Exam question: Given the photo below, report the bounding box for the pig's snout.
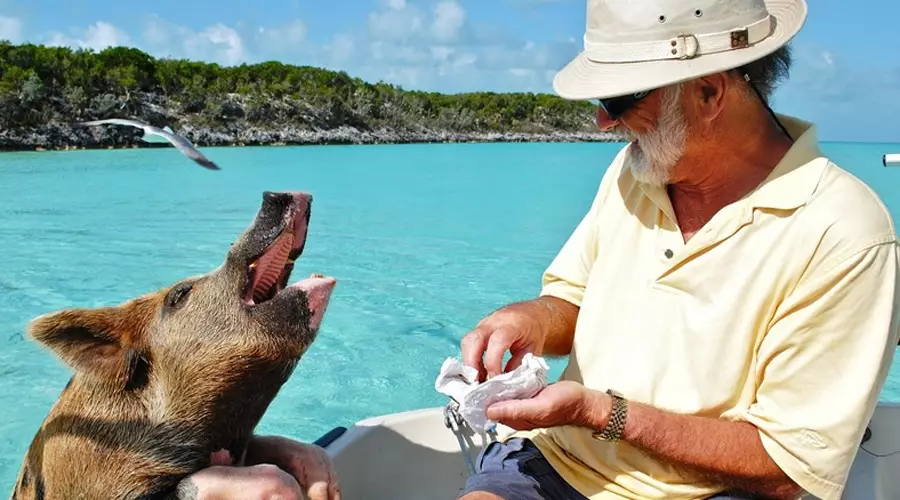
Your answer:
[293,274,337,332]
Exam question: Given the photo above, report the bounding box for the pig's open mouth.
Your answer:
[241,207,318,306]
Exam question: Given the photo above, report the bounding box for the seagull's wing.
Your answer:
[165,134,221,170]
[80,118,169,142]
[79,118,220,170]
[79,118,150,130]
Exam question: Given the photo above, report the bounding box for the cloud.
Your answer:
[142,15,244,65]
[300,0,578,93]
[366,0,426,42]
[44,21,129,51]
[0,15,21,42]
[257,20,307,50]
[431,1,465,42]
[506,0,574,4]
[773,43,900,143]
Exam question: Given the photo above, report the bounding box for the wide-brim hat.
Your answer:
[553,0,808,100]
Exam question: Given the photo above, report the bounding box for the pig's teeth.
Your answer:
[249,262,258,269]
[310,273,325,279]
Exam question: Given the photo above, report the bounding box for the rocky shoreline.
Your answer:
[0,123,620,153]
[1,43,621,153]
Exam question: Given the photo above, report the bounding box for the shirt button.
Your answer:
[664,249,674,259]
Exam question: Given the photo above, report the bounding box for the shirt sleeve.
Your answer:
[539,204,601,307]
[740,238,900,500]
[538,150,626,307]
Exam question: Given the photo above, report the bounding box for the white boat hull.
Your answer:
[884,153,900,167]
[317,402,900,499]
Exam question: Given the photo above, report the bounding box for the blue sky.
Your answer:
[0,0,897,142]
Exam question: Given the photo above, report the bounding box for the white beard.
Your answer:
[620,84,688,187]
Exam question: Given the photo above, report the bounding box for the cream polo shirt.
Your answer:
[515,115,900,500]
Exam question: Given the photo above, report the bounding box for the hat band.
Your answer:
[583,14,773,63]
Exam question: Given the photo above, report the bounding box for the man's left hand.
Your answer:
[245,435,342,500]
[485,380,609,431]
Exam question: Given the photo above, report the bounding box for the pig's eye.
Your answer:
[165,282,193,310]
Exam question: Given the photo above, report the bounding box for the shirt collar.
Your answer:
[744,114,828,210]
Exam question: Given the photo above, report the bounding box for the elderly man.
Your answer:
[457,1,900,500]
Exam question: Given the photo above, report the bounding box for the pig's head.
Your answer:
[24,191,336,460]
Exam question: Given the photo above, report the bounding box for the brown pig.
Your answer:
[10,191,339,500]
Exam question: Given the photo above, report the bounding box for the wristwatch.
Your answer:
[592,389,628,442]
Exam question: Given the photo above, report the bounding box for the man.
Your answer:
[457,1,900,500]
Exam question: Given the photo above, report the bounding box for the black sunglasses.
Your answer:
[594,89,656,121]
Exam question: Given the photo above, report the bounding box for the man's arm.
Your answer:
[581,395,802,499]
[523,295,581,357]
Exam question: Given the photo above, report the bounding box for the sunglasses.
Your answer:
[593,89,656,121]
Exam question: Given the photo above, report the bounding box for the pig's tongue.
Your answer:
[249,230,293,304]
[289,276,336,331]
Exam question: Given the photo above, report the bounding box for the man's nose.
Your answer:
[595,106,619,131]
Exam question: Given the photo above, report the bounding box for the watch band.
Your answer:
[592,389,628,442]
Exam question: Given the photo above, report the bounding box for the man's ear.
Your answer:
[27,305,150,389]
[690,72,729,123]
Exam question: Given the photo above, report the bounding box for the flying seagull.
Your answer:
[78,118,220,170]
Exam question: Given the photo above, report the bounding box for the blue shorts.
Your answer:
[458,437,759,500]
[459,437,588,500]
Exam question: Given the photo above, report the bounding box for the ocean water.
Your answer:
[1,140,899,489]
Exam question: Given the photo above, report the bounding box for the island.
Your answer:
[0,41,621,152]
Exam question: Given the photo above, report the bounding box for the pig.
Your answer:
[10,191,340,500]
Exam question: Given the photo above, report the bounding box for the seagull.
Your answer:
[78,118,221,170]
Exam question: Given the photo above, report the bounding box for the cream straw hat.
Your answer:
[553,0,808,100]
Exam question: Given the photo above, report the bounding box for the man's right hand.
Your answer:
[177,463,306,500]
[461,298,551,382]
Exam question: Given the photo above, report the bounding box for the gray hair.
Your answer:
[733,43,793,103]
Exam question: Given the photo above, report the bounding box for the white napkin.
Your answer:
[434,353,550,432]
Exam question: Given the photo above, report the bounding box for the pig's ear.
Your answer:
[27,305,150,389]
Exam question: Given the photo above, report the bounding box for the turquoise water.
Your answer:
[1,140,899,489]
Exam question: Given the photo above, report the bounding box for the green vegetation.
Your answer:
[0,41,613,150]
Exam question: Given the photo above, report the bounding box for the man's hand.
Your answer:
[485,381,608,431]
[176,462,305,500]
[462,296,578,382]
[462,301,547,382]
[245,436,342,500]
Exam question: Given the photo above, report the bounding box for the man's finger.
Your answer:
[461,326,491,379]
[503,349,529,374]
[209,448,234,466]
[326,458,341,500]
[305,482,330,500]
[483,328,516,378]
[486,398,533,421]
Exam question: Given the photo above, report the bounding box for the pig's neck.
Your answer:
[160,363,294,461]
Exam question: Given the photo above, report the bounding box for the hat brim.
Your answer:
[552,0,807,100]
